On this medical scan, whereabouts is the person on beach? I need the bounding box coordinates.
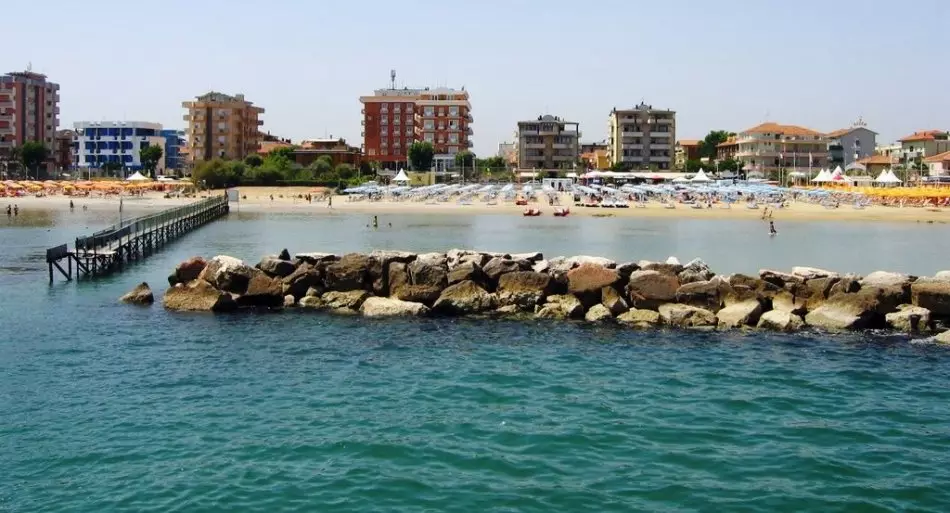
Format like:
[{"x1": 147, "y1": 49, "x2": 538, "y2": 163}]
[
  {"x1": 69, "y1": 200, "x2": 74, "y2": 209},
  {"x1": 373, "y1": 215, "x2": 378, "y2": 229},
  {"x1": 328, "y1": 195, "x2": 333, "y2": 209},
  {"x1": 5, "y1": 205, "x2": 10, "y2": 216},
  {"x1": 769, "y1": 221, "x2": 777, "y2": 235},
  {"x1": 13, "y1": 204, "x2": 18, "y2": 216}
]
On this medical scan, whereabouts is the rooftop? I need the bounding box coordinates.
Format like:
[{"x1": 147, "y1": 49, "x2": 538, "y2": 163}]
[
  {"x1": 717, "y1": 136, "x2": 739, "y2": 147},
  {"x1": 740, "y1": 122, "x2": 823, "y2": 137},
  {"x1": 899, "y1": 130, "x2": 948, "y2": 143},
  {"x1": 677, "y1": 140, "x2": 701, "y2": 146},
  {"x1": 923, "y1": 150, "x2": 950, "y2": 163},
  {"x1": 856, "y1": 154, "x2": 895, "y2": 165}
]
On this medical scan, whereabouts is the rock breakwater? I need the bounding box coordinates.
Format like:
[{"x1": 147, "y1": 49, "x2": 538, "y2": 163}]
[{"x1": 152, "y1": 249, "x2": 950, "y2": 337}]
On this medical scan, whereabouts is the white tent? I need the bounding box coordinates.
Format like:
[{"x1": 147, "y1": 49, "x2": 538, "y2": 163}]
[
  {"x1": 126, "y1": 171, "x2": 150, "y2": 181},
  {"x1": 876, "y1": 169, "x2": 902, "y2": 184},
  {"x1": 690, "y1": 168, "x2": 712, "y2": 182},
  {"x1": 392, "y1": 169, "x2": 410, "y2": 183},
  {"x1": 812, "y1": 169, "x2": 832, "y2": 182}
]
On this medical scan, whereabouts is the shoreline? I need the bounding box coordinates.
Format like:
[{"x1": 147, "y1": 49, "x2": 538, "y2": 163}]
[{"x1": 3, "y1": 187, "x2": 950, "y2": 223}]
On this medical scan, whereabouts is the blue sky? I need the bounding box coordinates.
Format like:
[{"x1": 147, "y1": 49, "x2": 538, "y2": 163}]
[{"x1": 5, "y1": 0, "x2": 948, "y2": 155}]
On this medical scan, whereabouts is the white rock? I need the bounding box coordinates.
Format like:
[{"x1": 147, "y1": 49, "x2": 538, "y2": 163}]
[
  {"x1": 360, "y1": 297, "x2": 429, "y2": 317},
  {"x1": 665, "y1": 256, "x2": 681, "y2": 266},
  {"x1": 791, "y1": 266, "x2": 840, "y2": 280}
]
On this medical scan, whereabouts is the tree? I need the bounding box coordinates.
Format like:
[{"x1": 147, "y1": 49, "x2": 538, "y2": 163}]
[
  {"x1": 244, "y1": 154, "x2": 263, "y2": 167},
  {"x1": 717, "y1": 158, "x2": 740, "y2": 173},
  {"x1": 101, "y1": 161, "x2": 123, "y2": 178},
  {"x1": 610, "y1": 162, "x2": 633, "y2": 172},
  {"x1": 335, "y1": 163, "x2": 356, "y2": 181},
  {"x1": 685, "y1": 159, "x2": 704, "y2": 173},
  {"x1": 359, "y1": 161, "x2": 373, "y2": 178},
  {"x1": 268, "y1": 146, "x2": 296, "y2": 160},
  {"x1": 455, "y1": 150, "x2": 475, "y2": 169},
  {"x1": 20, "y1": 141, "x2": 50, "y2": 179},
  {"x1": 191, "y1": 159, "x2": 245, "y2": 189},
  {"x1": 408, "y1": 141, "x2": 434, "y2": 171},
  {"x1": 139, "y1": 144, "x2": 163, "y2": 178},
  {"x1": 699, "y1": 130, "x2": 735, "y2": 160}
]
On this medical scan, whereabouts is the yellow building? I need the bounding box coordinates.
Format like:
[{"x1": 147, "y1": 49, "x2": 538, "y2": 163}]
[{"x1": 182, "y1": 92, "x2": 264, "y2": 163}]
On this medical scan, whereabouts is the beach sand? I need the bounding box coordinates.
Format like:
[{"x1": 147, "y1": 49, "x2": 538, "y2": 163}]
[{"x1": 4, "y1": 186, "x2": 949, "y2": 224}]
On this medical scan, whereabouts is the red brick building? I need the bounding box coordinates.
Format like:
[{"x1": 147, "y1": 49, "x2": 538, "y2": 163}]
[
  {"x1": 360, "y1": 83, "x2": 472, "y2": 171},
  {"x1": 0, "y1": 70, "x2": 60, "y2": 164},
  {"x1": 291, "y1": 138, "x2": 361, "y2": 167}
]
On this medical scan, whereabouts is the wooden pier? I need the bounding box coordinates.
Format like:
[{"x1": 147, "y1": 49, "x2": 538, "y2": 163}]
[{"x1": 46, "y1": 195, "x2": 230, "y2": 283}]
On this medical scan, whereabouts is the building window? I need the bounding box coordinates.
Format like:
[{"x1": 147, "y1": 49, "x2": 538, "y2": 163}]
[
  {"x1": 424, "y1": 133, "x2": 434, "y2": 143},
  {"x1": 449, "y1": 106, "x2": 459, "y2": 116},
  {"x1": 449, "y1": 133, "x2": 459, "y2": 144},
  {"x1": 424, "y1": 120, "x2": 434, "y2": 130},
  {"x1": 424, "y1": 106, "x2": 434, "y2": 117}
]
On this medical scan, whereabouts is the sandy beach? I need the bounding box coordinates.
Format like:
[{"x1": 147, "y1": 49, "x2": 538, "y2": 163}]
[{"x1": 4, "y1": 186, "x2": 950, "y2": 224}]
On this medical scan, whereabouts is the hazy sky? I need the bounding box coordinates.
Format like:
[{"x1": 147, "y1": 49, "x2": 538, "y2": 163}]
[{"x1": 5, "y1": 0, "x2": 948, "y2": 155}]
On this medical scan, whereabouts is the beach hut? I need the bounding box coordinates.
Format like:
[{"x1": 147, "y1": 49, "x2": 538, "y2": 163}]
[
  {"x1": 690, "y1": 168, "x2": 712, "y2": 182},
  {"x1": 392, "y1": 169, "x2": 410, "y2": 184},
  {"x1": 126, "y1": 171, "x2": 150, "y2": 181}
]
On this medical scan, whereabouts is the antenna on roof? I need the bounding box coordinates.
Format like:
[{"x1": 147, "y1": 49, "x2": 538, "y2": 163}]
[{"x1": 390, "y1": 69, "x2": 396, "y2": 90}]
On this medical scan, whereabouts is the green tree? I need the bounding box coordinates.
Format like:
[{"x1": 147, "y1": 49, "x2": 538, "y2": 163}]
[
  {"x1": 454, "y1": 150, "x2": 475, "y2": 169},
  {"x1": 268, "y1": 146, "x2": 296, "y2": 160},
  {"x1": 408, "y1": 141, "x2": 434, "y2": 171},
  {"x1": 335, "y1": 163, "x2": 356, "y2": 181},
  {"x1": 139, "y1": 144, "x2": 163, "y2": 178},
  {"x1": 717, "y1": 158, "x2": 740, "y2": 173},
  {"x1": 101, "y1": 161, "x2": 123, "y2": 178},
  {"x1": 308, "y1": 156, "x2": 334, "y2": 179},
  {"x1": 358, "y1": 161, "x2": 373, "y2": 178},
  {"x1": 610, "y1": 162, "x2": 633, "y2": 172},
  {"x1": 685, "y1": 159, "x2": 704, "y2": 173},
  {"x1": 699, "y1": 130, "x2": 735, "y2": 160},
  {"x1": 20, "y1": 141, "x2": 50, "y2": 179},
  {"x1": 192, "y1": 159, "x2": 244, "y2": 189},
  {"x1": 244, "y1": 154, "x2": 263, "y2": 167}
]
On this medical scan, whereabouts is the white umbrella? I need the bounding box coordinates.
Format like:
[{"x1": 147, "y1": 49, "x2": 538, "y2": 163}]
[
  {"x1": 126, "y1": 171, "x2": 150, "y2": 181},
  {"x1": 392, "y1": 169, "x2": 410, "y2": 183},
  {"x1": 690, "y1": 168, "x2": 712, "y2": 182}
]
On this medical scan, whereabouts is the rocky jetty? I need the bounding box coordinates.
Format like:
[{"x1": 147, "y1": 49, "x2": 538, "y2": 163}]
[{"x1": 156, "y1": 249, "x2": 950, "y2": 338}]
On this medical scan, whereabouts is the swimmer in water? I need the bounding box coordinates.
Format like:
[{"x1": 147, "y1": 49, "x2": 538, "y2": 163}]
[
  {"x1": 769, "y1": 220, "x2": 777, "y2": 235},
  {"x1": 373, "y1": 215, "x2": 378, "y2": 228}
]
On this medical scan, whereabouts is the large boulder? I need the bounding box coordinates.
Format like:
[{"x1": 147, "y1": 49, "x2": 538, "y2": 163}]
[
  {"x1": 482, "y1": 257, "x2": 523, "y2": 284},
  {"x1": 885, "y1": 305, "x2": 933, "y2": 333},
  {"x1": 804, "y1": 287, "x2": 901, "y2": 330},
  {"x1": 759, "y1": 269, "x2": 805, "y2": 288},
  {"x1": 281, "y1": 263, "x2": 323, "y2": 299},
  {"x1": 535, "y1": 294, "x2": 584, "y2": 320},
  {"x1": 792, "y1": 266, "x2": 839, "y2": 280},
  {"x1": 388, "y1": 262, "x2": 411, "y2": 294},
  {"x1": 360, "y1": 297, "x2": 429, "y2": 318},
  {"x1": 716, "y1": 300, "x2": 763, "y2": 329},
  {"x1": 616, "y1": 309, "x2": 661, "y2": 327},
  {"x1": 627, "y1": 270, "x2": 679, "y2": 309},
  {"x1": 829, "y1": 274, "x2": 862, "y2": 296},
  {"x1": 237, "y1": 270, "x2": 284, "y2": 307},
  {"x1": 324, "y1": 253, "x2": 372, "y2": 291},
  {"x1": 658, "y1": 303, "x2": 717, "y2": 328},
  {"x1": 447, "y1": 249, "x2": 491, "y2": 269},
  {"x1": 496, "y1": 271, "x2": 553, "y2": 310},
  {"x1": 566, "y1": 255, "x2": 617, "y2": 269},
  {"x1": 674, "y1": 277, "x2": 731, "y2": 311},
  {"x1": 911, "y1": 281, "x2": 950, "y2": 317},
  {"x1": 277, "y1": 248, "x2": 291, "y2": 261},
  {"x1": 367, "y1": 250, "x2": 417, "y2": 297},
  {"x1": 512, "y1": 252, "x2": 544, "y2": 262},
  {"x1": 198, "y1": 255, "x2": 256, "y2": 295},
  {"x1": 757, "y1": 310, "x2": 805, "y2": 332},
  {"x1": 860, "y1": 271, "x2": 913, "y2": 289},
  {"x1": 935, "y1": 331, "x2": 950, "y2": 344},
  {"x1": 568, "y1": 264, "x2": 620, "y2": 307},
  {"x1": 639, "y1": 261, "x2": 683, "y2": 276},
  {"x1": 447, "y1": 261, "x2": 486, "y2": 286},
  {"x1": 409, "y1": 256, "x2": 448, "y2": 289},
  {"x1": 432, "y1": 281, "x2": 495, "y2": 315},
  {"x1": 678, "y1": 258, "x2": 714, "y2": 284},
  {"x1": 771, "y1": 290, "x2": 808, "y2": 315},
  {"x1": 298, "y1": 295, "x2": 326, "y2": 309},
  {"x1": 601, "y1": 286, "x2": 630, "y2": 315},
  {"x1": 294, "y1": 252, "x2": 339, "y2": 265},
  {"x1": 256, "y1": 257, "x2": 296, "y2": 278},
  {"x1": 392, "y1": 284, "x2": 442, "y2": 305},
  {"x1": 171, "y1": 256, "x2": 207, "y2": 285},
  {"x1": 584, "y1": 304, "x2": 614, "y2": 323},
  {"x1": 322, "y1": 290, "x2": 370, "y2": 310},
  {"x1": 163, "y1": 280, "x2": 237, "y2": 312},
  {"x1": 119, "y1": 282, "x2": 154, "y2": 305}
]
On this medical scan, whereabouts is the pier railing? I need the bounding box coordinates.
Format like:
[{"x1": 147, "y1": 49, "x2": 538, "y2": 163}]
[{"x1": 75, "y1": 195, "x2": 228, "y2": 252}]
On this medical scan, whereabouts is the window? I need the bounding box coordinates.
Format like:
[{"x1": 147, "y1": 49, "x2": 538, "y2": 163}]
[
  {"x1": 368, "y1": 148, "x2": 376, "y2": 156},
  {"x1": 405, "y1": 129, "x2": 413, "y2": 137},
  {"x1": 438, "y1": 108, "x2": 444, "y2": 117},
  {"x1": 449, "y1": 133, "x2": 459, "y2": 144},
  {"x1": 218, "y1": 136, "x2": 226, "y2": 143},
  {"x1": 218, "y1": 122, "x2": 226, "y2": 130},
  {"x1": 424, "y1": 106, "x2": 434, "y2": 117},
  {"x1": 424, "y1": 133, "x2": 434, "y2": 143},
  {"x1": 449, "y1": 106, "x2": 459, "y2": 116},
  {"x1": 381, "y1": 117, "x2": 388, "y2": 125},
  {"x1": 424, "y1": 120, "x2": 434, "y2": 130},
  {"x1": 438, "y1": 122, "x2": 444, "y2": 130},
  {"x1": 380, "y1": 127, "x2": 388, "y2": 136}
]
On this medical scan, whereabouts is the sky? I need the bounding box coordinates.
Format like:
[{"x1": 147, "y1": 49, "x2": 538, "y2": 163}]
[{"x1": 5, "y1": 0, "x2": 949, "y2": 155}]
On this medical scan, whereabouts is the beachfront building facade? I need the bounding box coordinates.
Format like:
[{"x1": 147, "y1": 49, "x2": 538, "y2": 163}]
[
  {"x1": 674, "y1": 139, "x2": 701, "y2": 170},
  {"x1": 182, "y1": 92, "x2": 264, "y2": 163},
  {"x1": 923, "y1": 151, "x2": 950, "y2": 177},
  {"x1": 72, "y1": 121, "x2": 166, "y2": 175},
  {"x1": 290, "y1": 138, "x2": 362, "y2": 168},
  {"x1": 515, "y1": 115, "x2": 580, "y2": 170},
  {"x1": 898, "y1": 130, "x2": 950, "y2": 167},
  {"x1": 716, "y1": 136, "x2": 738, "y2": 161},
  {"x1": 160, "y1": 129, "x2": 186, "y2": 172},
  {"x1": 734, "y1": 122, "x2": 829, "y2": 175},
  {"x1": 826, "y1": 119, "x2": 877, "y2": 169},
  {"x1": 0, "y1": 70, "x2": 60, "y2": 167},
  {"x1": 607, "y1": 103, "x2": 676, "y2": 170},
  {"x1": 54, "y1": 129, "x2": 74, "y2": 172},
  {"x1": 360, "y1": 83, "x2": 473, "y2": 172}
]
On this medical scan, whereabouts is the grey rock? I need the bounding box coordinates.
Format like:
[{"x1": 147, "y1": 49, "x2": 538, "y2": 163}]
[
  {"x1": 298, "y1": 296, "x2": 326, "y2": 309},
  {"x1": 658, "y1": 303, "x2": 717, "y2": 328},
  {"x1": 120, "y1": 282, "x2": 154, "y2": 305},
  {"x1": 294, "y1": 252, "x2": 339, "y2": 264},
  {"x1": 198, "y1": 255, "x2": 256, "y2": 295},
  {"x1": 886, "y1": 305, "x2": 933, "y2": 333},
  {"x1": 163, "y1": 280, "x2": 237, "y2": 312},
  {"x1": 616, "y1": 309, "x2": 661, "y2": 327},
  {"x1": 322, "y1": 290, "x2": 370, "y2": 310},
  {"x1": 601, "y1": 286, "x2": 630, "y2": 315},
  {"x1": 256, "y1": 257, "x2": 297, "y2": 278},
  {"x1": 716, "y1": 300, "x2": 763, "y2": 329},
  {"x1": 360, "y1": 297, "x2": 429, "y2": 318},
  {"x1": 433, "y1": 281, "x2": 496, "y2": 315},
  {"x1": 757, "y1": 310, "x2": 805, "y2": 332},
  {"x1": 792, "y1": 266, "x2": 839, "y2": 280},
  {"x1": 584, "y1": 304, "x2": 614, "y2": 322},
  {"x1": 911, "y1": 281, "x2": 950, "y2": 316}
]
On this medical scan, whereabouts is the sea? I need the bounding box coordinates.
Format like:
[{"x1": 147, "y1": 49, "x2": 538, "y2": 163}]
[{"x1": 3, "y1": 206, "x2": 950, "y2": 512}]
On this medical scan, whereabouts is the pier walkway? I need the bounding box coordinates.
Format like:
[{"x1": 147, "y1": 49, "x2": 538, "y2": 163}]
[{"x1": 45, "y1": 195, "x2": 229, "y2": 282}]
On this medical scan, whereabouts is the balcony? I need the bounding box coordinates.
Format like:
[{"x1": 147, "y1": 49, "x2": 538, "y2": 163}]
[
  {"x1": 651, "y1": 131, "x2": 672, "y2": 137},
  {"x1": 650, "y1": 144, "x2": 671, "y2": 150},
  {"x1": 654, "y1": 118, "x2": 674, "y2": 124},
  {"x1": 623, "y1": 144, "x2": 644, "y2": 150},
  {"x1": 650, "y1": 156, "x2": 670, "y2": 163},
  {"x1": 524, "y1": 143, "x2": 545, "y2": 149},
  {"x1": 622, "y1": 131, "x2": 644, "y2": 138}
]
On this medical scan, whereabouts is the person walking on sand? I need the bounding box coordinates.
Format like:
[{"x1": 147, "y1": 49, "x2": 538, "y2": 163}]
[
  {"x1": 327, "y1": 195, "x2": 333, "y2": 209},
  {"x1": 69, "y1": 200, "x2": 74, "y2": 210},
  {"x1": 13, "y1": 204, "x2": 18, "y2": 216}
]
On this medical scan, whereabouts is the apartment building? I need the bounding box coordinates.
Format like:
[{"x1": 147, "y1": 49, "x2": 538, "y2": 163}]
[
  {"x1": 716, "y1": 136, "x2": 739, "y2": 161},
  {"x1": 898, "y1": 130, "x2": 950, "y2": 165},
  {"x1": 0, "y1": 70, "x2": 60, "y2": 158},
  {"x1": 607, "y1": 103, "x2": 676, "y2": 170},
  {"x1": 54, "y1": 130, "x2": 74, "y2": 171},
  {"x1": 160, "y1": 129, "x2": 186, "y2": 172},
  {"x1": 516, "y1": 115, "x2": 580, "y2": 170},
  {"x1": 674, "y1": 139, "x2": 701, "y2": 169},
  {"x1": 360, "y1": 84, "x2": 473, "y2": 171},
  {"x1": 735, "y1": 122, "x2": 829, "y2": 174},
  {"x1": 73, "y1": 121, "x2": 166, "y2": 174},
  {"x1": 826, "y1": 119, "x2": 876, "y2": 169},
  {"x1": 182, "y1": 92, "x2": 264, "y2": 163}
]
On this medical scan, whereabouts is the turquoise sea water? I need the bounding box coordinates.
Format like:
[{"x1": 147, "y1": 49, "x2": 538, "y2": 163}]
[{"x1": 3, "y1": 209, "x2": 950, "y2": 512}]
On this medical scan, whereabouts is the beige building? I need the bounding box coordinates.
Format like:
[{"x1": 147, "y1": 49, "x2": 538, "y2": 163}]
[
  {"x1": 182, "y1": 92, "x2": 264, "y2": 163},
  {"x1": 516, "y1": 115, "x2": 580, "y2": 170},
  {"x1": 607, "y1": 103, "x2": 676, "y2": 170},
  {"x1": 898, "y1": 130, "x2": 950, "y2": 165},
  {"x1": 735, "y1": 122, "x2": 828, "y2": 174}
]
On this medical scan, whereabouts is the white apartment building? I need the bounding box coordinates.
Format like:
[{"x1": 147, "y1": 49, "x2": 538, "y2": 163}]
[
  {"x1": 607, "y1": 102, "x2": 676, "y2": 170},
  {"x1": 735, "y1": 122, "x2": 828, "y2": 173},
  {"x1": 73, "y1": 121, "x2": 166, "y2": 175}
]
